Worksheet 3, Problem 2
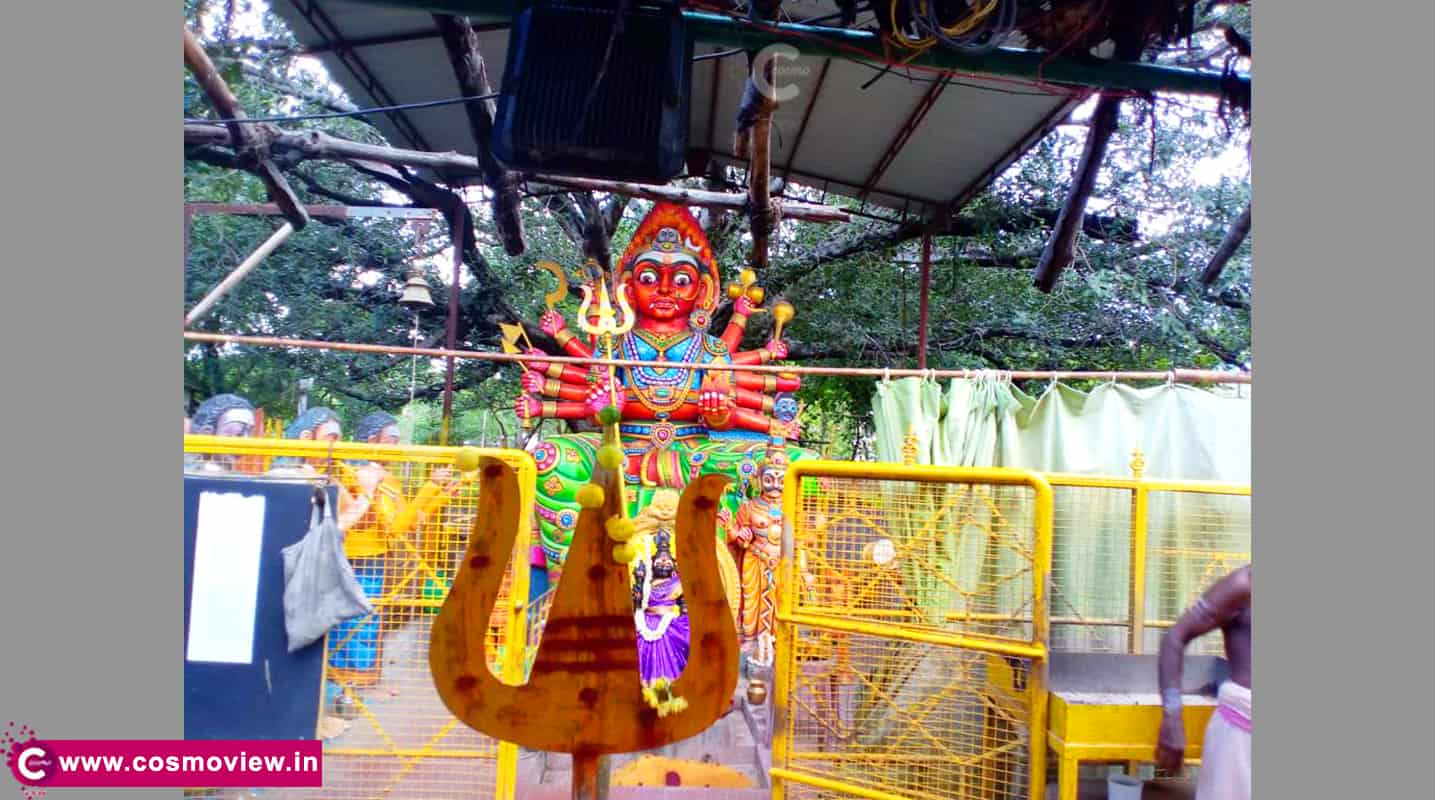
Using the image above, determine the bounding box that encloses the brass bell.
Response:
[399,270,435,310]
[746,679,768,706]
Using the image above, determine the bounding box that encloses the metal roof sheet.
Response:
[272,0,1079,216]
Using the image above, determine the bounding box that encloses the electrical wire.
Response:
[907,0,1019,55]
[685,0,1084,98]
[183,92,501,125]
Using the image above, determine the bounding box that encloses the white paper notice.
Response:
[186,491,267,664]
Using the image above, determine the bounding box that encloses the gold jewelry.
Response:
[631,327,693,351]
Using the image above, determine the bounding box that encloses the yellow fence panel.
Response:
[1042,471,1250,657]
[774,461,1053,800]
[182,436,534,800]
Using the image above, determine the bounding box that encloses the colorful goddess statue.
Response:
[513,203,813,608]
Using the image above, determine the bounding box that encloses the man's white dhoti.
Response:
[1196,680,1251,800]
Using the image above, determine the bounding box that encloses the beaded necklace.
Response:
[623,330,703,415]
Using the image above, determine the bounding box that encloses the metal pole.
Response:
[181,332,1254,384]
[917,232,932,370]
[439,212,465,445]
[184,222,295,327]
[298,377,314,415]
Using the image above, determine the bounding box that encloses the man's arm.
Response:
[1159,566,1251,699]
[1155,565,1251,770]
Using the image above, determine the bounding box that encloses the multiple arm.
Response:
[516,297,799,435]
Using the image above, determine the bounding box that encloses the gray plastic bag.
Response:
[280,489,375,653]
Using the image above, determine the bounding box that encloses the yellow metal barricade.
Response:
[182,435,534,800]
[1039,465,1250,795]
[773,460,1053,800]
[1042,460,1251,656]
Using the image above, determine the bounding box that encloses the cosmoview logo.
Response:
[3,723,51,799]
[13,745,53,785]
[751,44,812,103]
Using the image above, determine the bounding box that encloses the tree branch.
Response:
[289,169,392,208]
[1033,92,1124,293]
[1159,298,1248,367]
[183,28,309,230]
[604,193,631,237]
[764,205,1138,297]
[525,173,848,223]
[433,13,527,257]
[229,59,360,118]
[185,123,849,223]
[1199,202,1251,286]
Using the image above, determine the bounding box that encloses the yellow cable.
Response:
[941,0,1000,38]
[889,0,936,49]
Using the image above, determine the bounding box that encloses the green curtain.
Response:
[997,382,1251,651]
[871,378,1252,652]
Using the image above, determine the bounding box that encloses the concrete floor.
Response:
[189,619,1204,800]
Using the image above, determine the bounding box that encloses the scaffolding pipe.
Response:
[181,331,1252,384]
[184,222,295,327]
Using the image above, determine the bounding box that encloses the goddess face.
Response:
[652,528,678,578]
[628,257,701,323]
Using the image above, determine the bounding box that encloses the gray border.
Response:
[0,1,180,797]
[1258,3,1429,798]
[4,2,1421,799]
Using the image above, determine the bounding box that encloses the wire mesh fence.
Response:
[182,435,535,800]
[774,463,1052,800]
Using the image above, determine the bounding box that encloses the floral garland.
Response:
[634,606,680,642]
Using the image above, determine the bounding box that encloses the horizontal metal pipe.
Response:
[181,331,1254,384]
[778,610,1047,660]
[769,768,913,800]
[1047,473,1252,495]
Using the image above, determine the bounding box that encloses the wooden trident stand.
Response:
[429,458,740,799]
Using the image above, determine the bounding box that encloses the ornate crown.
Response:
[618,203,720,314]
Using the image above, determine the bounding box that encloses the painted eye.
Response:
[638,271,659,285]
[673,272,693,287]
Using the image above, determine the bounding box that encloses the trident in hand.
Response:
[577,260,634,424]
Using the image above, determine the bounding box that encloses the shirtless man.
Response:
[1156,564,1251,799]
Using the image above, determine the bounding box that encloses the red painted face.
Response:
[629,258,700,323]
